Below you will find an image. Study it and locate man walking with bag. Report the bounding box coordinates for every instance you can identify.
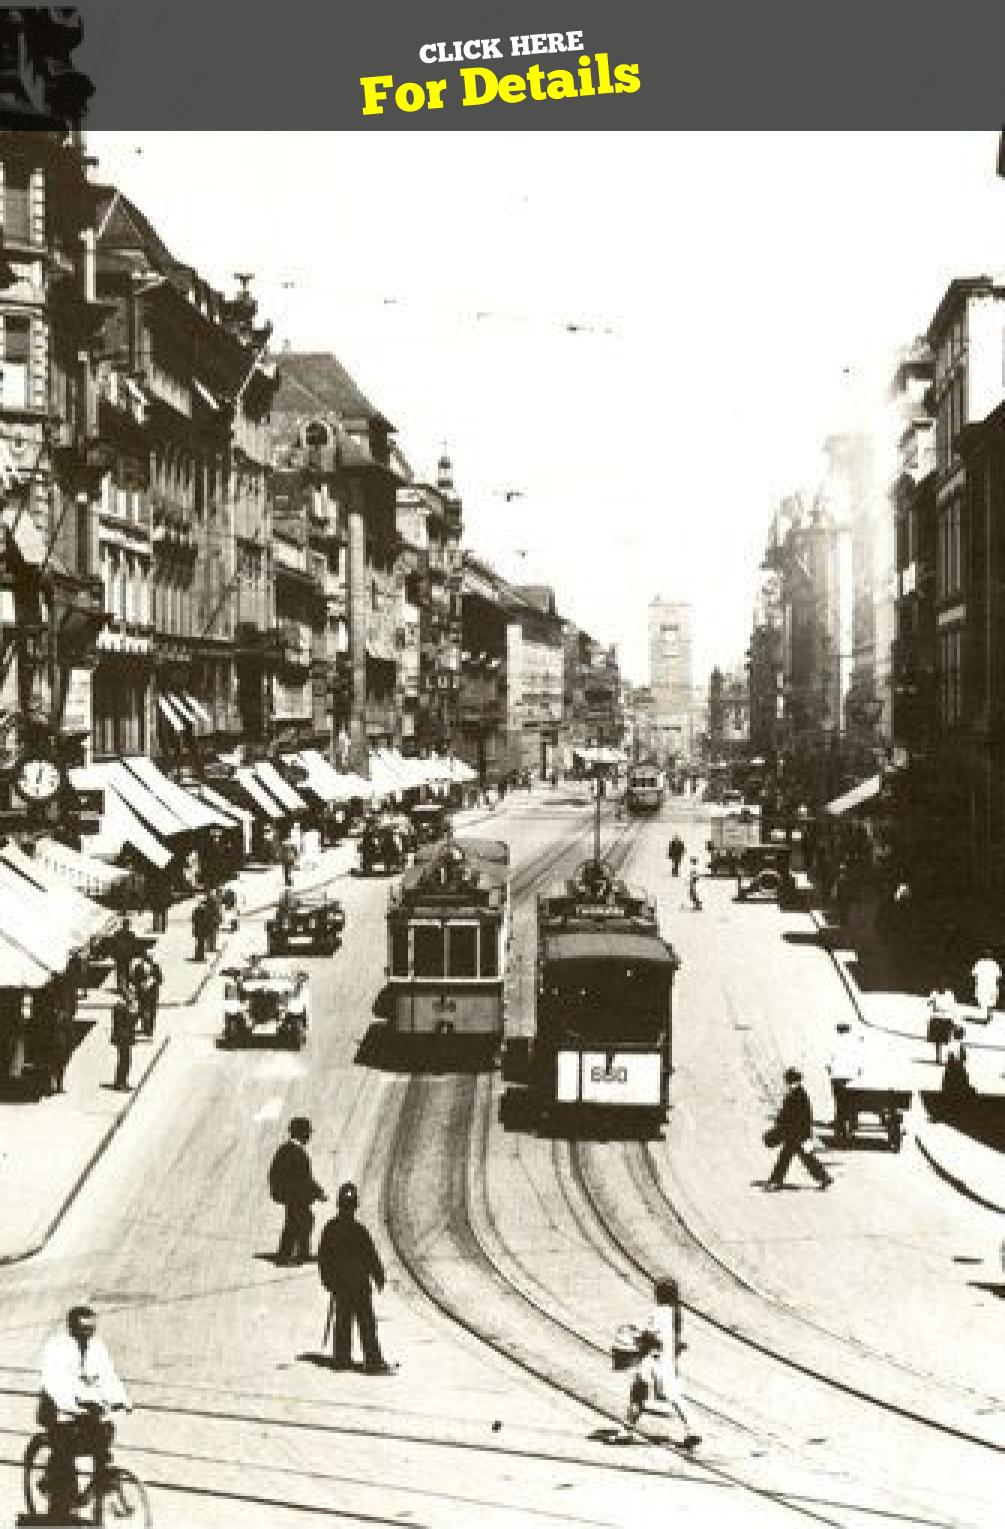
[764,1068,832,1191]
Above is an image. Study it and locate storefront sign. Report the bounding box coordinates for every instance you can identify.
[62,667,92,736]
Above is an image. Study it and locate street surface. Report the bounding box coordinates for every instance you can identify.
[0,791,1002,1526]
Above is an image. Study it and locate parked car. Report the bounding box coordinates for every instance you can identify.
[359,823,408,875]
[266,890,345,956]
[409,802,449,846]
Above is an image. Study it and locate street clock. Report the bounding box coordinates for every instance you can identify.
[14,756,63,805]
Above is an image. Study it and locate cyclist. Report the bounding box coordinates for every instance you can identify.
[38,1305,132,1519]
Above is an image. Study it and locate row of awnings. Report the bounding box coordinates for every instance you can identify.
[157,692,213,734]
[573,746,627,767]
[0,839,121,991]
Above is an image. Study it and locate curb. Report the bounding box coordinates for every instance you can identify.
[913,1128,1005,1216]
[0,1033,172,1267]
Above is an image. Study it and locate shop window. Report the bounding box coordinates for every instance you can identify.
[3,161,30,243]
[413,924,444,978]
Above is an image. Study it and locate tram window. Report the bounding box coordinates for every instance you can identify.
[481,924,499,977]
[413,924,445,977]
[448,924,477,978]
[390,925,410,977]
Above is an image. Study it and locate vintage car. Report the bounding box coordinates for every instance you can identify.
[221,957,311,1049]
[408,802,450,847]
[266,890,345,956]
[359,822,409,875]
[735,844,796,905]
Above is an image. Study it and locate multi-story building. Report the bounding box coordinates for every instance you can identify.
[621,683,657,761]
[510,583,565,778]
[269,353,403,772]
[395,451,463,756]
[891,339,937,765]
[459,552,509,782]
[0,50,111,818]
[562,623,622,753]
[747,566,784,765]
[91,192,278,762]
[648,598,693,763]
[707,665,749,756]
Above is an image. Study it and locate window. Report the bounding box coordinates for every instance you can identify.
[447,925,478,979]
[480,924,499,978]
[3,161,30,243]
[390,925,410,978]
[937,499,963,601]
[0,313,29,408]
[940,628,963,725]
[413,924,445,978]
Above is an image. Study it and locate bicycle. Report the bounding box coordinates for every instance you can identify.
[23,1406,151,1526]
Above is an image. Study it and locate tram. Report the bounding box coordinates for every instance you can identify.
[625,763,665,815]
[504,856,680,1131]
[385,837,511,1039]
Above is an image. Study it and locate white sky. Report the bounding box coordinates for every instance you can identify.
[86,131,1005,684]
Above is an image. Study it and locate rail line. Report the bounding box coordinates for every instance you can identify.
[382,821,859,1528]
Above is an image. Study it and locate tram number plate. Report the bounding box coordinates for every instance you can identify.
[591,1064,628,1084]
[433,997,457,1012]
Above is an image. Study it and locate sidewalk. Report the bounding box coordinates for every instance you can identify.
[0,801,502,1265]
[808,898,1005,1218]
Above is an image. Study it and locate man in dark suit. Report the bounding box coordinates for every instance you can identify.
[317,1182,396,1374]
[765,1068,832,1191]
[269,1117,327,1264]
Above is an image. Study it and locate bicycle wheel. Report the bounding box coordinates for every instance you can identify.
[98,1464,152,1526]
[23,1431,53,1519]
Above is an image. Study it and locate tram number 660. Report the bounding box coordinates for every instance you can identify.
[591,1064,628,1084]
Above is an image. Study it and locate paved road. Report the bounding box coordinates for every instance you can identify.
[0,793,1001,1526]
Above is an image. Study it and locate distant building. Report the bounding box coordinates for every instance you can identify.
[648,597,693,762]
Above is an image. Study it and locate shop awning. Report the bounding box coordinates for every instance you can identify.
[73,762,189,839]
[235,767,284,819]
[0,842,118,946]
[123,756,230,833]
[34,837,132,899]
[367,751,405,798]
[157,694,187,733]
[184,693,213,726]
[448,755,478,783]
[0,931,54,990]
[255,760,307,814]
[191,783,254,830]
[70,767,174,869]
[0,878,74,974]
[284,750,337,804]
[573,746,623,767]
[823,773,884,817]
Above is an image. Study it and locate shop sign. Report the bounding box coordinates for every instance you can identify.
[62,667,92,736]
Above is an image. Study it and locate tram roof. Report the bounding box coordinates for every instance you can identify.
[541,929,678,967]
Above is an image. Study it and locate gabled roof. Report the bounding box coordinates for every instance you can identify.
[93,184,189,281]
[272,352,393,432]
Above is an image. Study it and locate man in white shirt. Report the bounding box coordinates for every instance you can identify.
[625,1277,700,1449]
[827,1021,864,1143]
[39,1305,131,1517]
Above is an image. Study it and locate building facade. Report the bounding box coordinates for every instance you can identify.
[648,597,693,763]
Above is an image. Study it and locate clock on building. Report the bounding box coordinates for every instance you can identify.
[14,757,63,805]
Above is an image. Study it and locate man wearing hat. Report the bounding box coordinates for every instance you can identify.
[268,1118,327,1265]
[317,1182,396,1374]
[765,1068,832,1191]
[826,1020,864,1143]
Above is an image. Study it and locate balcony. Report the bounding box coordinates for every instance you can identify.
[276,620,313,674]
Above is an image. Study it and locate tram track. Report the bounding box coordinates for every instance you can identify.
[382,819,873,1527]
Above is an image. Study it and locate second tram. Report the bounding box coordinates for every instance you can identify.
[386,837,511,1039]
[504,857,680,1132]
[625,763,665,814]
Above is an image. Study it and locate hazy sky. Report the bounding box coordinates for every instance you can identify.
[87,131,1005,683]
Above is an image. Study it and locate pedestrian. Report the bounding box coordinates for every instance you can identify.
[134,954,163,1039]
[281,835,297,889]
[192,897,210,963]
[148,871,170,934]
[687,857,702,911]
[668,834,685,877]
[317,1181,396,1374]
[110,995,137,1091]
[268,1117,327,1265]
[826,1021,864,1143]
[971,948,1002,1022]
[50,1007,72,1093]
[110,917,138,992]
[927,985,958,1064]
[205,887,223,955]
[763,1067,832,1191]
[623,1276,700,1448]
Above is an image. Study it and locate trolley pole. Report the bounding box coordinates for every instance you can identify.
[594,772,601,863]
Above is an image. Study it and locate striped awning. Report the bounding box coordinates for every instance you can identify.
[254,760,307,814]
[235,767,284,820]
[157,694,187,733]
[123,756,231,832]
